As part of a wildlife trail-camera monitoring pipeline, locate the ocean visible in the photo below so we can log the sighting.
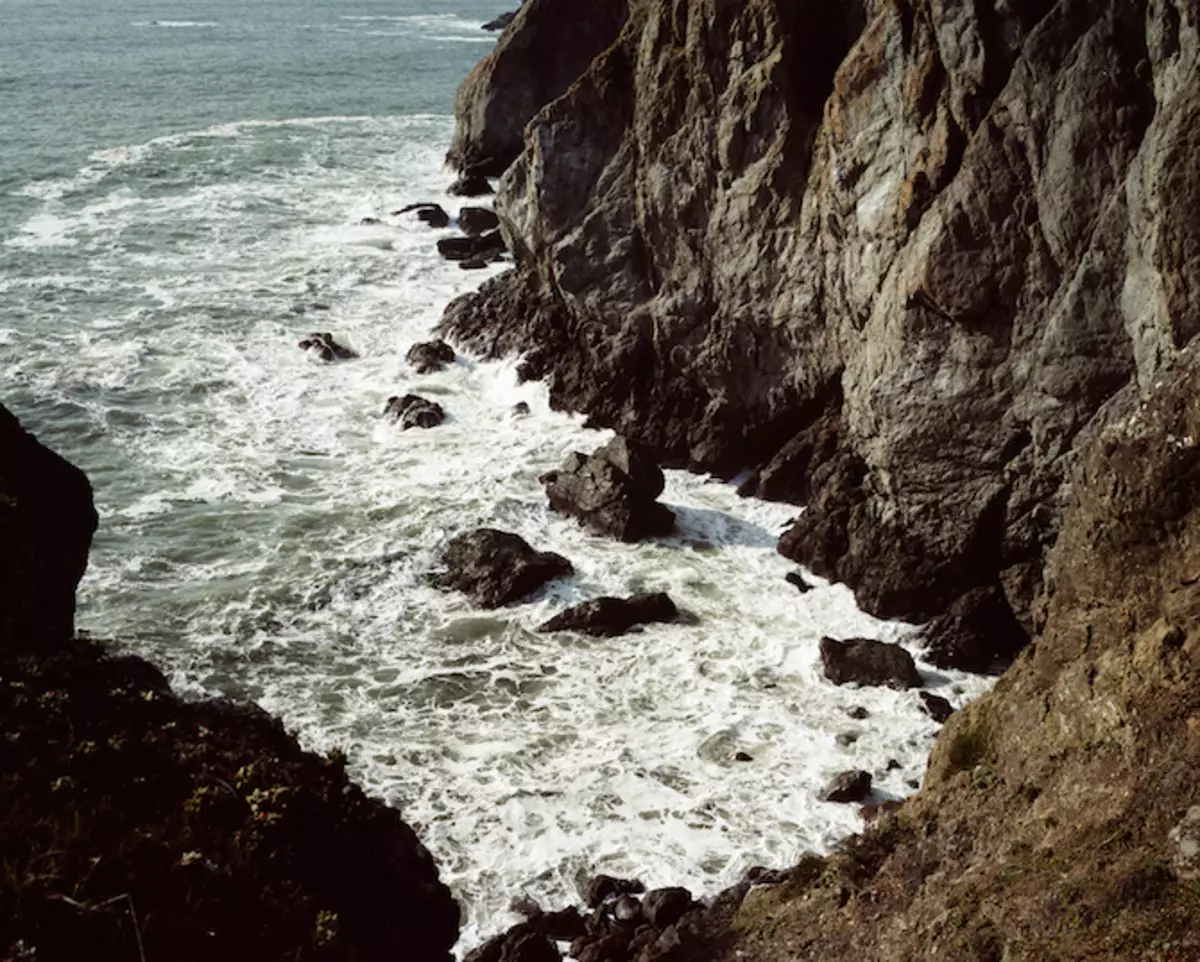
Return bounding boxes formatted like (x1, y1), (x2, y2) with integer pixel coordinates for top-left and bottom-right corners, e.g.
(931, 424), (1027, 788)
(0, 0), (991, 949)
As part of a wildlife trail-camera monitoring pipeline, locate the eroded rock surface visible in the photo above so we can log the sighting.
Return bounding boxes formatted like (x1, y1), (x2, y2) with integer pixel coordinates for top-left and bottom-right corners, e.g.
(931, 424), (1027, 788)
(819, 636), (922, 690)
(432, 528), (573, 607)
(537, 592), (677, 636)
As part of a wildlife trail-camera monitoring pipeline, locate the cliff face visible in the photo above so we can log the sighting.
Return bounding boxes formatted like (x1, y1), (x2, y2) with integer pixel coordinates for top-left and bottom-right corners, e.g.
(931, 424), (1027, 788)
(708, 344), (1200, 961)
(0, 405), (459, 962)
(441, 0), (1200, 626)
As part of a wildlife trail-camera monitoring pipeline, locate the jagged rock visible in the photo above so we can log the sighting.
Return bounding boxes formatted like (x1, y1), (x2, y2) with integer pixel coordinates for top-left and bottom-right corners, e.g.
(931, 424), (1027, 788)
(298, 332), (357, 362)
(917, 586), (1030, 675)
(527, 908), (589, 943)
(447, 0), (629, 177)
(612, 895), (642, 924)
(431, 529), (573, 608)
(819, 637), (922, 690)
(482, 11), (517, 32)
(406, 339), (457, 374)
(642, 888), (693, 930)
(820, 770), (873, 804)
(594, 436), (665, 499)
(585, 875), (645, 909)
(394, 202), (451, 228)
(460, 206), (501, 236)
(540, 443), (675, 542)
(461, 257), (491, 270)
(437, 230), (506, 262)
(919, 691), (955, 724)
(447, 175), (494, 197)
(537, 592), (677, 636)
(440, 0), (1200, 636)
(384, 394), (446, 430)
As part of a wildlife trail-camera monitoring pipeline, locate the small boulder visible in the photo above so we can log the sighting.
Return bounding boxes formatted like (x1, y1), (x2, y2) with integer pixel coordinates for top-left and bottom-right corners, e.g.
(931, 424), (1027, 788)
(527, 908), (588, 943)
(819, 637), (922, 690)
(383, 394), (445, 430)
(612, 895), (641, 925)
(298, 332), (357, 362)
(541, 444), (675, 542)
(438, 230), (506, 262)
(919, 691), (955, 723)
(431, 529), (573, 608)
(846, 706), (869, 720)
(359, 216), (383, 226)
(511, 402), (532, 419)
(820, 770), (873, 804)
(786, 571), (814, 593)
(459, 206), (501, 236)
(537, 593), (677, 637)
(642, 888), (692, 930)
(918, 585), (1029, 674)
(394, 202), (451, 229)
(448, 175), (495, 197)
(585, 875), (645, 909)
(594, 436), (665, 499)
(406, 339), (456, 374)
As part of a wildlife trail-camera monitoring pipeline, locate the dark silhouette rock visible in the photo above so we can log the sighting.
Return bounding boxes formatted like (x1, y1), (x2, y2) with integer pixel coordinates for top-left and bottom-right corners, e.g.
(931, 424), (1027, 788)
(460, 206), (501, 236)
(919, 691), (955, 724)
(359, 216), (383, 226)
(820, 770), (873, 804)
(527, 908), (588, 943)
(786, 571), (814, 593)
(406, 339), (457, 374)
(482, 11), (517, 31)
(819, 637), (922, 690)
(438, 230), (506, 262)
(537, 592), (677, 637)
(585, 875), (645, 908)
(612, 894), (642, 924)
(594, 436), (665, 499)
(511, 401), (532, 418)
(461, 257), (491, 270)
(447, 175), (494, 197)
(448, 0), (629, 178)
(540, 443), (675, 542)
(642, 888), (693, 930)
(298, 332), (357, 362)
(395, 202), (451, 228)
(918, 586), (1030, 675)
(431, 529), (573, 608)
(384, 394), (446, 431)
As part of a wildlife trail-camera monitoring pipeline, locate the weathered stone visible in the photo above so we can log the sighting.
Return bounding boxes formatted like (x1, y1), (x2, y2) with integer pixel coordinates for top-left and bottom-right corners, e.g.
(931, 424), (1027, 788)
(918, 586), (1030, 675)
(298, 332), (357, 362)
(642, 888), (692, 930)
(447, 175), (495, 197)
(585, 874), (645, 909)
(394, 202), (451, 228)
(541, 449), (675, 542)
(383, 394), (446, 431)
(406, 339), (457, 374)
(537, 592), (677, 636)
(820, 770), (873, 804)
(595, 436), (665, 499)
(460, 206), (501, 236)
(819, 637), (922, 690)
(919, 691), (955, 724)
(431, 529), (573, 608)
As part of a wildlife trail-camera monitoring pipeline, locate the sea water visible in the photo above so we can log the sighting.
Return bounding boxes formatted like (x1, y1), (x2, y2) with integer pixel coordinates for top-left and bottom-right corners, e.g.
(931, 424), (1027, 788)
(0, 0), (992, 949)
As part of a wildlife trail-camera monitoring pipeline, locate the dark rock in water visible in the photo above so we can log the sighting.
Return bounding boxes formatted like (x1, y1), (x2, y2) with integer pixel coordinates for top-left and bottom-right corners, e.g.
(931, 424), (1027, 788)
(394, 202), (451, 228)
(786, 571), (814, 593)
(438, 230), (506, 262)
(431, 528), (573, 608)
(642, 888), (693, 930)
(359, 216), (383, 226)
(835, 732), (859, 748)
(384, 394), (446, 431)
(919, 691), (955, 724)
(821, 770), (873, 804)
(585, 874), (645, 909)
(733, 751), (753, 763)
(511, 401), (531, 418)
(464, 929), (559, 962)
(298, 332), (357, 362)
(481, 10), (517, 31)
(460, 257), (491, 270)
(540, 442), (675, 542)
(594, 436), (665, 499)
(448, 0), (629, 178)
(459, 206), (501, 236)
(846, 706), (869, 720)
(918, 585), (1030, 675)
(527, 908), (588, 943)
(820, 637), (923, 690)
(406, 339), (456, 374)
(537, 592), (677, 637)
(447, 174), (494, 197)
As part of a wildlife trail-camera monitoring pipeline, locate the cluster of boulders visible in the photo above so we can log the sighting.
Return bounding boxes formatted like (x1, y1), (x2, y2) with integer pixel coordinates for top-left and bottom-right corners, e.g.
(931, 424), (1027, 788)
(397, 200), (507, 269)
(466, 876), (700, 962)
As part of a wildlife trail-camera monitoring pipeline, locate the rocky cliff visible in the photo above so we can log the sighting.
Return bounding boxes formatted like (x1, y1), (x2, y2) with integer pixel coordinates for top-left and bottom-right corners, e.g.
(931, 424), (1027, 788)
(0, 405), (459, 961)
(441, 0), (1200, 636)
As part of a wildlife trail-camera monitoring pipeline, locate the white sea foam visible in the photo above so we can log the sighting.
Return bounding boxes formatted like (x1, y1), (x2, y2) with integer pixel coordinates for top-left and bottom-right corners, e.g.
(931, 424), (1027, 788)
(7, 114), (994, 954)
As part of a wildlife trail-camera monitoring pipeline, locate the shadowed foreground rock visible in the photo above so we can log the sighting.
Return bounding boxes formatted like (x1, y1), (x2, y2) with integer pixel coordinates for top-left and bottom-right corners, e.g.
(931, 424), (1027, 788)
(431, 528), (573, 607)
(819, 637), (922, 690)
(537, 592), (677, 636)
(0, 404), (460, 962)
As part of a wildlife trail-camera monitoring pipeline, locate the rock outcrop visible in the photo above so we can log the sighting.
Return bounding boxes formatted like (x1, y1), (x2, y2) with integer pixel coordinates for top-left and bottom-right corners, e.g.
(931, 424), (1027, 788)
(537, 591), (678, 636)
(819, 636), (922, 690)
(440, 0), (1200, 637)
(406, 339), (457, 374)
(384, 394), (446, 430)
(299, 332), (357, 362)
(431, 529), (573, 607)
(0, 405), (460, 962)
(446, 0), (630, 178)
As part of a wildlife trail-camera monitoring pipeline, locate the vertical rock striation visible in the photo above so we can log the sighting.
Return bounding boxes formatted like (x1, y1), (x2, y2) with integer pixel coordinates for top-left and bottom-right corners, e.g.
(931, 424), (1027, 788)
(440, 0), (1200, 629)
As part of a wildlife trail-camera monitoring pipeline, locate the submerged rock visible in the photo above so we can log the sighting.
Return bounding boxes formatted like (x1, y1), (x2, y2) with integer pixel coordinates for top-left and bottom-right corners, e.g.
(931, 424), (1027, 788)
(537, 592), (677, 636)
(298, 332), (357, 362)
(540, 440), (675, 542)
(819, 637), (922, 690)
(431, 528), (573, 608)
(384, 394), (445, 430)
(394, 202), (451, 229)
(406, 339), (457, 374)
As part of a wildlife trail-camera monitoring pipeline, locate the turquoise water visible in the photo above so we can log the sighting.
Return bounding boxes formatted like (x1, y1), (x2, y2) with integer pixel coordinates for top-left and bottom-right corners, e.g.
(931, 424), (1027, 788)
(0, 1), (990, 951)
